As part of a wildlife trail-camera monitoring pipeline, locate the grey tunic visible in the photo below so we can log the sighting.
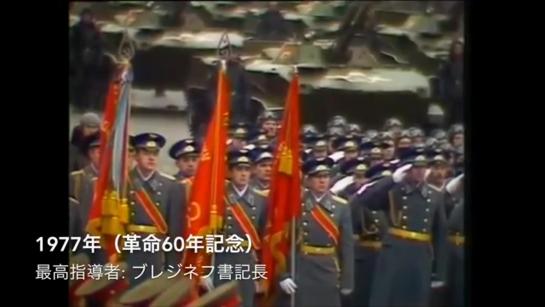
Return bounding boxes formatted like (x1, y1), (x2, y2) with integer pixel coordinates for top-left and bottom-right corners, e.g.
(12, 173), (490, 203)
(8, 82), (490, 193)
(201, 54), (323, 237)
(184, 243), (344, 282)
(213, 183), (268, 307)
(124, 169), (186, 287)
(351, 177), (448, 307)
(446, 200), (464, 307)
(279, 190), (355, 307)
(345, 181), (388, 307)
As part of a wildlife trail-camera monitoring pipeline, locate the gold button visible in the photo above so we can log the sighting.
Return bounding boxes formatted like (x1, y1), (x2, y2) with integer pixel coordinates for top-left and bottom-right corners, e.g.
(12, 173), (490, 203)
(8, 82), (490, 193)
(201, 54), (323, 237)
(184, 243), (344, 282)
(425, 208), (430, 212)
(303, 222), (308, 226)
(332, 205), (336, 209)
(227, 216), (232, 220)
(403, 196), (407, 200)
(130, 202), (135, 206)
(251, 216), (256, 220)
(330, 214), (335, 217)
(422, 229), (427, 233)
(402, 225), (407, 229)
(252, 207), (257, 211)
(403, 206), (408, 210)
(157, 192), (162, 196)
(427, 199), (431, 203)
(374, 219), (379, 223)
(424, 218), (428, 223)
(304, 232), (309, 236)
(156, 202), (160, 206)
(402, 216), (407, 220)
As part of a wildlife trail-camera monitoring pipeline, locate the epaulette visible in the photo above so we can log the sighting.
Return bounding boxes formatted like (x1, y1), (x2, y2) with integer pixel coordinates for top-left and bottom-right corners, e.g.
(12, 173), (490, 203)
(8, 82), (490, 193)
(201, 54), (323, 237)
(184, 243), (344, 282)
(331, 194), (348, 205)
(70, 170), (84, 176)
(159, 172), (176, 181)
(181, 178), (193, 185)
(253, 188), (269, 197)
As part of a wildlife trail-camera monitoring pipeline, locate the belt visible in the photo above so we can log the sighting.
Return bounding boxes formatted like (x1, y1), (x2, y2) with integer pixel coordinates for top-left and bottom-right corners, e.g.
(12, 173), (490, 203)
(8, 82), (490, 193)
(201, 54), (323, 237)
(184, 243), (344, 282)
(300, 244), (336, 255)
(358, 240), (383, 249)
(449, 234), (465, 246)
(388, 228), (431, 242)
(127, 224), (159, 234)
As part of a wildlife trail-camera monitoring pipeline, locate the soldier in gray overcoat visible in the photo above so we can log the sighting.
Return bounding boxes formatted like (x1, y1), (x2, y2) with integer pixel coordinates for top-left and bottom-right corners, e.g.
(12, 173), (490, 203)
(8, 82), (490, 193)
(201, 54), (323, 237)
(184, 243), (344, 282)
(209, 149), (269, 307)
(278, 157), (354, 307)
(350, 149), (448, 307)
(123, 133), (187, 287)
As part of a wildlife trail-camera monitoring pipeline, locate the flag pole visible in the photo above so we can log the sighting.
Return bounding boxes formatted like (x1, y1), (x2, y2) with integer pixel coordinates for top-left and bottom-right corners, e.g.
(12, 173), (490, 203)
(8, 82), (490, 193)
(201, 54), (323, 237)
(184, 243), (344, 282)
(290, 65), (299, 307)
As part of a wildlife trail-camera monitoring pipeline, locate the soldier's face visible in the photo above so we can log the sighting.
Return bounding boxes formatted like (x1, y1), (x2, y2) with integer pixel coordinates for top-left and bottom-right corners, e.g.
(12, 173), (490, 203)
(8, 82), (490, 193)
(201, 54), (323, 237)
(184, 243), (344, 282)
(176, 155), (199, 177)
(452, 133), (464, 148)
(88, 147), (100, 167)
(344, 149), (358, 161)
(136, 149), (159, 172)
(413, 137), (425, 146)
(398, 138), (412, 149)
(255, 160), (273, 182)
(262, 120), (278, 138)
(382, 147), (395, 160)
(231, 165), (251, 186)
(82, 126), (98, 137)
(354, 174), (368, 187)
(408, 166), (428, 183)
(313, 149), (328, 159)
(308, 173), (331, 194)
(429, 164), (448, 181)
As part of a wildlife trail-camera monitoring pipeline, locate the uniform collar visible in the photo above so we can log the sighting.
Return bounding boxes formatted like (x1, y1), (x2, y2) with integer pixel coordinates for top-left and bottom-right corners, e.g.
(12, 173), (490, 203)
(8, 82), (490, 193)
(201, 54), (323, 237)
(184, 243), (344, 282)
(310, 191), (334, 212)
(402, 181), (428, 197)
(136, 167), (156, 182)
(231, 183), (249, 198)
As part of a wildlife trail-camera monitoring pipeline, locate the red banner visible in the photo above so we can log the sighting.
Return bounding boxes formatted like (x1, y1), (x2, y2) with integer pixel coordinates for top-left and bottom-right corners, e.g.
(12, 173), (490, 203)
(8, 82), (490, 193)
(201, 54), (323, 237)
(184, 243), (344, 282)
(261, 72), (302, 299)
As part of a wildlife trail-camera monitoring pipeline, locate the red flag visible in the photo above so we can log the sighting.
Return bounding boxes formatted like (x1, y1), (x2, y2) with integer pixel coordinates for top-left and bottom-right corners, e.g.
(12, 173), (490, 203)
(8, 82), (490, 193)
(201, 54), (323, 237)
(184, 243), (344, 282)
(86, 65), (131, 260)
(261, 72), (302, 299)
(183, 63), (231, 275)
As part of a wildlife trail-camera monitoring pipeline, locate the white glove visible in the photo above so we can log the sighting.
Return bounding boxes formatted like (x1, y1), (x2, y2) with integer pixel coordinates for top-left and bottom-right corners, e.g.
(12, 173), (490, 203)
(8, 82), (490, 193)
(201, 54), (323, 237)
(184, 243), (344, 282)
(393, 164), (412, 183)
(431, 281), (445, 288)
(446, 173), (464, 194)
(340, 288), (353, 295)
(279, 278), (297, 294)
(200, 276), (214, 291)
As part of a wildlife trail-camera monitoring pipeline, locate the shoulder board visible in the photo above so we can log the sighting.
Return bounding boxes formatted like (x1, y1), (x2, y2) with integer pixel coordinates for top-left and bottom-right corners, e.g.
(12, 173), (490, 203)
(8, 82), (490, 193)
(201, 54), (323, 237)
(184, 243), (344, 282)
(253, 188), (269, 197)
(331, 194), (348, 205)
(181, 178), (192, 185)
(70, 170), (84, 176)
(159, 172), (176, 181)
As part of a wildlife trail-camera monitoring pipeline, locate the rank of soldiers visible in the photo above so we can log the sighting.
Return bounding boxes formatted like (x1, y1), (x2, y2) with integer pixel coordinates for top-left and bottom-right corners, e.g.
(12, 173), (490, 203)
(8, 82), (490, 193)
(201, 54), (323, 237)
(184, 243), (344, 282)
(69, 113), (464, 307)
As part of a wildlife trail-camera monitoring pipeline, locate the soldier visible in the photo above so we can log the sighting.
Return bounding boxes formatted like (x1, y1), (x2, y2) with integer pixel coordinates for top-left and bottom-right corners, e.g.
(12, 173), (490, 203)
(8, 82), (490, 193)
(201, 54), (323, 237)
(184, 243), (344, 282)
(258, 111), (279, 142)
(328, 115), (348, 129)
(250, 147), (274, 192)
(336, 157), (370, 200)
(125, 133), (187, 287)
(409, 127), (426, 147)
(310, 135), (330, 160)
(278, 157), (354, 307)
(327, 126), (346, 154)
(168, 138), (201, 181)
(445, 174), (464, 307)
(381, 139), (396, 162)
(228, 122), (250, 151)
(368, 147), (384, 167)
(397, 131), (413, 150)
(331, 137), (361, 180)
(127, 135), (136, 171)
(208, 149), (268, 307)
(346, 123), (363, 138)
(426, 154), (450, 192)
(69, 131), (100, 202)
(350, 149), (448, 307)
(345, 163), (391, 307)
(70, 112), (101, 172)
(449, 124), (464, 150)
(384, 118), (403, 140)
